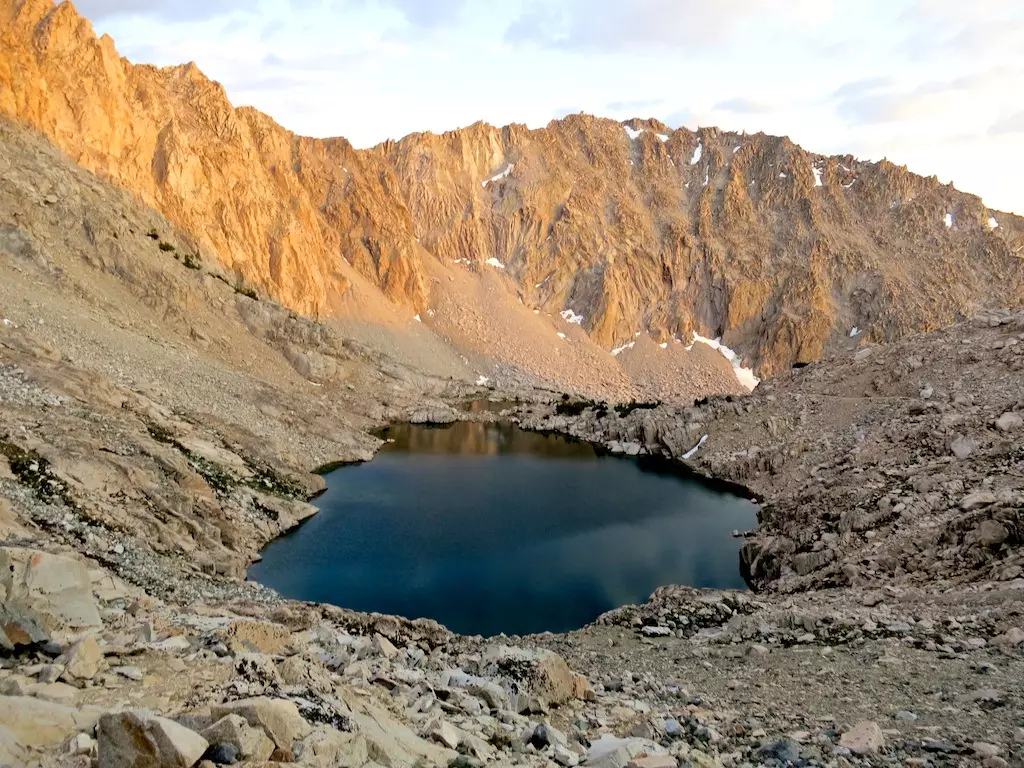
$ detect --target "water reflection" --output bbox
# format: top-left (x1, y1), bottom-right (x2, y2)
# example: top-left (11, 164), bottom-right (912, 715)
top-left (250, 421), bottom-right (757, 637)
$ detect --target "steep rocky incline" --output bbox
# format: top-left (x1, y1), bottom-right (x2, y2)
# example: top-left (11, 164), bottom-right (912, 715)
top-left (3, 0), bottom-right (1023, 383)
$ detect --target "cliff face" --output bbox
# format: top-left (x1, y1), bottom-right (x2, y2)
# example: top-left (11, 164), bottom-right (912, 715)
top-left (3, 0), bottom-right (1023, 379)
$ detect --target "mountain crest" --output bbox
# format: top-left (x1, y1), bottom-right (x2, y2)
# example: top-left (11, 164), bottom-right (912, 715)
top-left (1, 0), bottom-right (1021, 381)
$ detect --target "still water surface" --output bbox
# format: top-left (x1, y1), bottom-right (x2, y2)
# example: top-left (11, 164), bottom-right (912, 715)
top-left (250, 421), bottom-right (757, 636)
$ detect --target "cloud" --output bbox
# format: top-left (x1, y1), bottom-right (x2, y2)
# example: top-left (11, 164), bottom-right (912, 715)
top-left (606, 98), bottom-right (665, 113)
top-left (831, 71), bottom-right (1016, 126)
top-left (505, 0), bottom-right (822, 51)
top-left (713, 97), bottom-right (774, 114)
top-left (378, 0), bottom-right (465, 27)
top-left (990, 111), bottom-right (1024, 136)
top-left (75, 0), bottom-right (251, 22)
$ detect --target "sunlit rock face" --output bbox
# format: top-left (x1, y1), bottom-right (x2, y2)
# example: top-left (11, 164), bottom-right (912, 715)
top-left (3, 0), bottom-right (1022, 381)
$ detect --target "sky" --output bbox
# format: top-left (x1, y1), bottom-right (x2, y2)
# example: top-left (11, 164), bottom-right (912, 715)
top-left (78, 0), bottom-right (1024, 214)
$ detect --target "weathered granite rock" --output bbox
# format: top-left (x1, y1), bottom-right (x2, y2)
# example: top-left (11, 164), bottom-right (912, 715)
top-left (839, 721), bottom-right (885, 756)
top-left (0, 547), bottom-right (101, 634)
top-left (0, 695), bottom-right (101, 747)
top-left (201, 714), bottom-right (275, 762)
top-left (211, 697), bottom-right (312, 758)
top-left (97, 710), bottom-right (209, 768)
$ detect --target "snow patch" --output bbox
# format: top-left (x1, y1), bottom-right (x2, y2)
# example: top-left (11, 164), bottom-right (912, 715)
top-left (702, 169), bottom-right (709, 188)
top-left (610, 341), bottom-right (636, 356)
top-left (560, 309), bottom-right (584, 324)
top-left (476, 375), bottom-right (489, 386)
top-left (483, 164), bottom-right (514, 187)
top-left (623, 125), bottom-right (644, 140)
top-left (686, 332), bottom-right (760, 390)
top-left (413, 314), bottom-right (422, 322)
top-left (556, 332), bottom-right (567, 339)
top-left (779, 172), bottom-right (787, 179)
top-left (850, 327), bottom-right (860, 337)
top-left (485, 257), bottom-right (506, 269)
top-left (535, 274), bottom-right (552, 288)
top-left (842, 179), bottom-right (857, 189)
top-left (658, 342), bottom-right (668, 349)
top-left (690, 142), bottom-right (703, 165)
top-left (682, 434), bottom-right (708, 460)
top-left (988, 216), bottom-right (999, 229)
top-left (427, 309), bottom-right (436, 317)
top-left (812, 165), bottom-right (823, 187)
top-left (944, 213), bottom-right (953, 228)
top-left (656, 133), bottom-right (669, 142)
top-left (733, 145), bottom-right (742, 154)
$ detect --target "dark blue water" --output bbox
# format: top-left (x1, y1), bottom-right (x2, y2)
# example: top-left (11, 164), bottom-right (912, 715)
top-left (250, 421), bottom-right (757, 637)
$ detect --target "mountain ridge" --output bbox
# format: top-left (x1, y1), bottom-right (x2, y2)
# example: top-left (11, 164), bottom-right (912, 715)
top-left (2, 0), bottom-right (1023, 387)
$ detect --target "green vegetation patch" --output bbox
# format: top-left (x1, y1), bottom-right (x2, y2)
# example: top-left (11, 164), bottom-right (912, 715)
top-left (0, 440), bottom-right (74, 506)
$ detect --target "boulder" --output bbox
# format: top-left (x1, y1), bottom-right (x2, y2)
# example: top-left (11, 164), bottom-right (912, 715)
top-left (481, 645), bottom-right (588, 706)
top-left (995, 412), bottom-right (1023, 432)
top-left (294, 727), bottom-right (367, 767)
top-left (0, 694), bottom-right (101, 747)
top-left (62, 635), bottom-right (105, 680)
top-left (0, 547), bottom-right (101, 635)
top-left (0, 725), bottom-right (26, 766)
top-left (227, 620), bottom-right (292, 654)
top-left (839, 720), bottom-right (885, 756)
top-left (201, 714), bottom-right (275, 762)
top-left (372, 633), bottom-right (399, 659)
top-left (211, 697), bottom-right (312, 758)
top-left (585, 736), bottom-right (664, 768)
top-left (961, 492), bottom-right (997, 511)
top-left (0, 602), bottom-right (51, 650)
top-left (97, 710), bottom-right (209, 768)
top-left (425, 719), bottom-right (460, 749)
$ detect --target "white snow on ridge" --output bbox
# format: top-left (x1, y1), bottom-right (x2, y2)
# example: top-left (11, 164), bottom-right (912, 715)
top-left (690, 142), bottom-right (703, 165)
top-left (556, 332), bottom-right (567, 339)
top-left (682, 434), bottom-right (708, 460)
top-left (656, 133), bottom-right (669, 142)
top-left (413, 314), bottom-right (422, 322)
top-left (482, 164), bottom-right (514, 187)
top-left (624, 126), bottom-right (644, 140)
top-left (812, 165), bottom-right (823, 187)
top-left (610, 341), bottom-right (635, 356)
top-left (658, 342), bottom-right (668, 349)
top-left (944, 213), bottom-right (953, 228)
top-left (476, 375), bottom-right (489, 386)
top-left (560, 309), bottom-right (584, 324)
top-left (988, 216), bottom-right (999, 229)
top-left (850, 327), bottom-right (860, 337)
top-left (686, 332), bottom-right (760, 391)
top-left (733, 145), bottom-right (742, 154)
top-left (702, 169), bottom-right (709, 188)
top-left (485, 257), bottom-right (506, 269)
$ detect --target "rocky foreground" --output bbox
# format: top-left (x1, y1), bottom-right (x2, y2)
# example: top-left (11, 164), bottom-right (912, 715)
top-left (2, 277), bottom-right (1024, 768)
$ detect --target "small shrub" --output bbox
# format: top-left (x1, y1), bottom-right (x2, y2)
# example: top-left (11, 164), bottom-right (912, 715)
top-left (235, 285), bottom-right (259, 300)
top-left (145, 229), bottom-right (159, 240)
top-left (614, 400), bottom-right (661, 418)
top-left (158, 241), bottom-right (175, 252)
top-left (555, 398), bottom-right (594, 417)
top-left (182, 252), bottom-right (201, 270)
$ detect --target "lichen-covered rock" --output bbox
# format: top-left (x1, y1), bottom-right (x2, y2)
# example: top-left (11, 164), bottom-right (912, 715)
top-left (97, 710), bottom-right (208, 768)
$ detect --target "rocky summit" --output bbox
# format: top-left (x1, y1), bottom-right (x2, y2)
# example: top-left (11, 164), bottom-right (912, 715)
top-left (1, 1), bottom-right (1024, 767)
